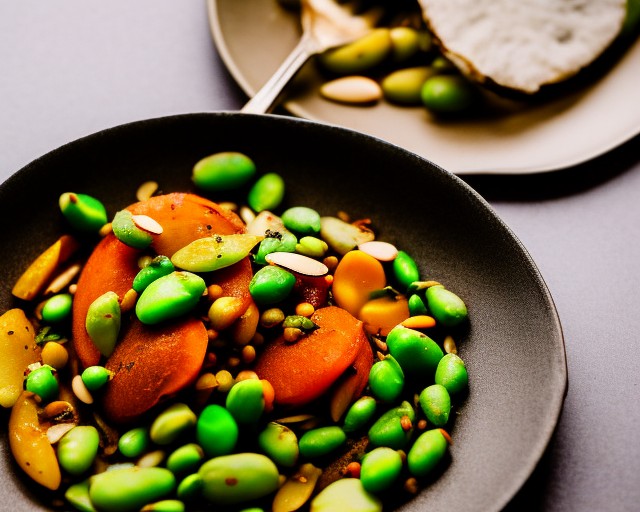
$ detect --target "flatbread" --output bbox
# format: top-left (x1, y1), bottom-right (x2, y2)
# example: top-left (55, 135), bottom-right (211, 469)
top-left (418, 0), bottom-right (627, 93)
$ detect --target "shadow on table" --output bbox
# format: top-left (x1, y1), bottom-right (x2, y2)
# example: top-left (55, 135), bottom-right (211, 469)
top-left (461, 132), bottom-right (640, 202)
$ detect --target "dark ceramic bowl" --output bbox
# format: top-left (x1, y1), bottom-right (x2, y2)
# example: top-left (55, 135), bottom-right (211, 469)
top-left (0, 112), bottom-right (566, 511)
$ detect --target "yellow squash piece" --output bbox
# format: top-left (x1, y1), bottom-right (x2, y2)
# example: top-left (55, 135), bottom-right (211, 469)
top-left (12, 235), bottom-right (79, 301)
top-left (359, 296), bottom-right (410, 336)
top-left (331, 250), bottom-right (387, 317)
top-left (0, 309), bottom-right (42, 408)
top-left (9, 391), bottom-right (62, 490)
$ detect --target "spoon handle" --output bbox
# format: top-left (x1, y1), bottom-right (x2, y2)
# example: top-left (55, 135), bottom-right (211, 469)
top-left (241, 33), bottom-right (315, 115)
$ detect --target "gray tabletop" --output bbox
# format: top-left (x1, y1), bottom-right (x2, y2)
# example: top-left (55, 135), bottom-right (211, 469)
top-left (1, 2), bottom-right (639, 511)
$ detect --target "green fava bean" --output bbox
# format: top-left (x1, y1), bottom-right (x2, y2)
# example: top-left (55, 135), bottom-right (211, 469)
top-left (435, 353), bottom-right (469, 395)
top-left (196, 404), bottom-right (239, 457)
top-left (112, 209), bottom-right (154, 249)
top-left (382, 66), bottom-right (435, 105)
top-left (392, 250), bottom-right (420, 291)
top-left (425, 285), bottom-right (468, 327)
top-left (421, 75), bottom-right (476, 114)
top-left (41, 293), bottom-right (73, 323)
top-left (81, 365), bottom-right (113, 392)
top-left (319, 28), bottom-right (392, 75)
top-left (360, 447), bottom-right (403, 493)
top-left (85, 291), bottom-right (121, 358)
top-left (198, 453), bottom-right (279, 505)
top-left (166, 443), bottom-right (204, 475)
top-left (89, 467), bottom-right (176, 512)
top-left (281, 206), bottom-right (322, 235)
top-left (248, 172), bottom-right (286, 212)
top-left (136, 271), bottom-right (206, 325)
top-left (296, 236), bottom-right (328, 258)
top-left (408, 293), bottom-right (428, 316)
top-left (386, 325), bottom-right (444, 380)
top-left (150, 403), bottom-right (197, 445)
top-left (258, 422), bottom-right (299, 467)
top-left (225, 379), bottom-right (265, 424)
top-left (299, 426), bottom-right (347, 458)
top-left (254, 231), bottom-right (297, 265)
top-left (192, 151), bottom-right (256, 191)
top-left (407, 428), bottom-right (449, 477)
top-left (141, 500), bottom-right (185, 512)
top-left (310, 478), bottom-right (382, 512)
top-left (65, 479), bottom-right (97, 512)
top-left (389, 27), bottom-right (421, 62)
top-left (368, 355), bottom-right (404, 403)
top-left (249, 265), bottom-right (296, 305)
top-left (419, 384), bottom-right (451, 427)
top-left (25, 365), bottom-right (59, 403)
top-left (58, 426), bottom-right (100, 476)
top-left (177, 473), bottom-right (203, 502)
top-left (368, 400), bottom-right (415, 450)
top-left (133, 255), bottom-right (175, 293)
top-left (118, 427), bottom-right (150, 458)
top-left (59, 192), bottom-right (108, 233)
top-left (343, 395), bottom-right (377, 433)
top-left (171, 234), bottom-right (264, 273)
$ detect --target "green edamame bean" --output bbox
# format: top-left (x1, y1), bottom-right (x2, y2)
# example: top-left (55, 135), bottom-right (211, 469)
top-left (281, 206), bottom-right (322, 235)
top-left (25, 365), bottom-right (58, 402)
top-left (198, 453), bottom-right (279, 505)
top-left (389, 27), bottom-right (421, 62)
top-left (150, 403), bottom-right (197, 445)
top-left (85, 291), bottom-right (121, 358)
top-left (407, 429), bottom-right (449, 477)
top-left (419, 384), bottom-right (451, 427)
top-left (254, 231), bottom-right (297, 265)
top-left (360, 447), bottom-right (403, 493)
top-left (382, 67), bottom-right (435, 105)
top-left (421, 75), bottom-right (476, 114)
top-left (368, 355), bottom-right (404, 403)
top-left (225, 379), bottom-right (265, 424)
top-left (258, 422), bottom-right (299, 467)
top-left (249, 265), bottom-right (296, 305)
top-left (408, 293), bottom-right (428, 316)
top-left (136, 271), bottom-right (206, 325)
top-left (435, 353), bottom-right (469, 395)
top-left (296, 236), bottom-right (328, 258)
top-left (392, 250), bottom-right (420, 291)
top-left (166, 443), bottom-right (204, 475)
top-left (368, 400), bottom-right (415, 450)
top-left (386, 325), bottom-right (444, 380)
top-left (65, 480), bottom-right (97, 512)
top-left (41, 293), bottom-right (73, 323)
top-left (112, 210), bottom-right (154, 249)
top-left (192, 152), bottom-right (256, 191)
top-left (310, 478), bottom-right (382, 512)
top-left (196, 404), bottom-right (239, 457)
top-left (176, 473), bottom-right (203, 502)
top-left (298, 426), bottom-right (347, 458)
top-left (319, 28), bottom-right (392, 75)
top-left (425, 285), bottom-right (468, 327)
top-left (89, 467), bottom-right (176, 512)
top-left (343, 396), bottom-right (377, 433)
top-left (118, 427), bottom-right (150, 458)
top-left (58, 426), bottom-right (100, 476)
top-left (140, 500), bottom-right (185, 512)
top-left (81, 365), bottom-right (113, 392)
top-left (59, 192), bottom-right (108, 233)
top-left (247, 172), bottom-right (285, 212)
top-left (133, 255), bottom-right (175, 293)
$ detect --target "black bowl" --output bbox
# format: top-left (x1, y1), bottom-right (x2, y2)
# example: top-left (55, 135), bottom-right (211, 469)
top-left (0, 112), bottom-right (566, 511)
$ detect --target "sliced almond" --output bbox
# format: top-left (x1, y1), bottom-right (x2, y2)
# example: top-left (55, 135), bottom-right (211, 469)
top-left (131, 214), bottom-right (163, 235)
top-left (265, 252), bottom-right (329, 276)
top-left (358, 240), bottom-right (399, 261)
top-left (46, 422), bottom-right (76, 444)
top-left (72, 374), bottom-right (93, 405)
top-left (320, 76), bottom-right (382, 104)
top-left (44, 263), bottom-right (82, 295)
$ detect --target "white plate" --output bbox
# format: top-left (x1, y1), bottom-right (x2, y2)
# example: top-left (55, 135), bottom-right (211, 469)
top-left (208, 0), bottom-right (640, 175)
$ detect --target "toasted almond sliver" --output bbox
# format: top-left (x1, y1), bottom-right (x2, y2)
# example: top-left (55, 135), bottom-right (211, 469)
top-left (72, 375), bottom-right (93, 405)
top-left (265, 252), bottom-right (328, 277)
top-left (46, 422), bottom-right (76, 444)
top-left (44, 263), bottom-right (82, 295)
top-left (132, 214), bottom-right (163, 235)
top-left (358, 241), bottom-right (399, 262)
top-left (136, 180), bottom-right (159, 202)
